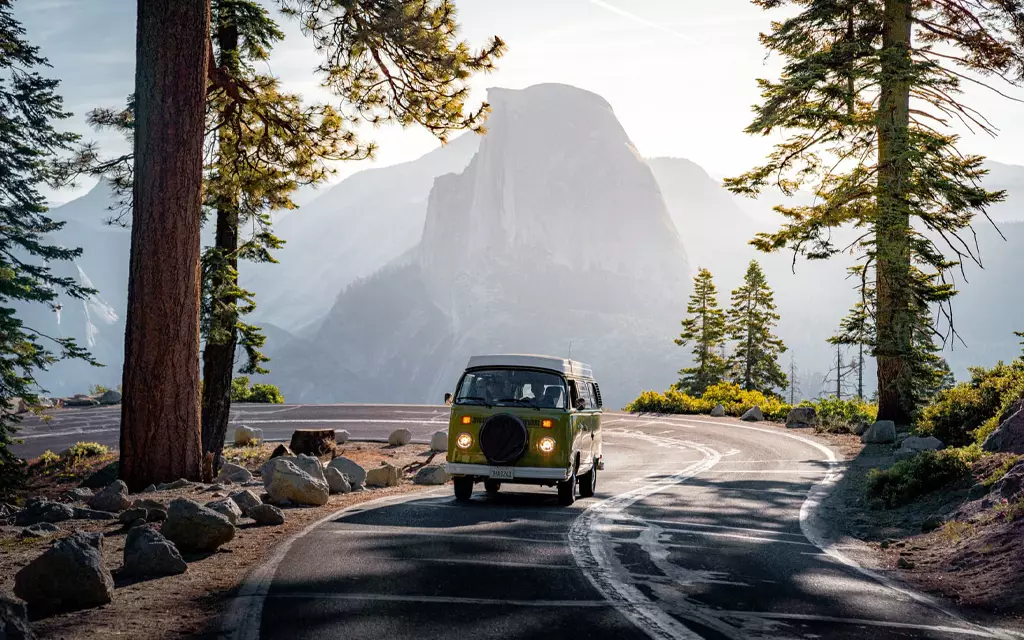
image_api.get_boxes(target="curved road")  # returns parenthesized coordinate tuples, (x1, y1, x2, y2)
(221, 411, 1014, 640)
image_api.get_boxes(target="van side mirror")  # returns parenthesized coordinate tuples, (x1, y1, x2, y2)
(444, 393, 453, 406)
(574, 398, 586, 411)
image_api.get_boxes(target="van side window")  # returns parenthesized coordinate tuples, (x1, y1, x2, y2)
(568, 379, 580, 407)
(590, 382, 603, 409)
(579, 381, 595, 410)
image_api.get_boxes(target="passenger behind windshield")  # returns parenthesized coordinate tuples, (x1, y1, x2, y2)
(455, 369, 566, 408)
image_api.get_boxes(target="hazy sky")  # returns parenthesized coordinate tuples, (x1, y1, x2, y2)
(19, 0, 1023, 202)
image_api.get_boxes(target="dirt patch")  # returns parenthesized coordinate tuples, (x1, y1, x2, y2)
(1, 441, 438, 639)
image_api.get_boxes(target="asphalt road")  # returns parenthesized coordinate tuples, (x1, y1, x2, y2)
(220, 411, 1015, 640)
(10, 403, 450, 459)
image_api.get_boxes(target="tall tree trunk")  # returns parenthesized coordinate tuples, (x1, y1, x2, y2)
(744, 301, 754, 391)
(857, 343, 864, 400)
(875, 0, 914, 425)
(201, 7, 240, 473)
(120, 0, 210, 491)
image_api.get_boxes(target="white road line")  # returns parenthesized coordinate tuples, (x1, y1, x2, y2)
(266, 592, 616, 608)
(718, 610, 1010, 638)
(229, 418, 449, 425)
(412, 557, 575, 571)
(18, 427, 118, 440)
(636, 518, 808, 539)
(699, 469, 825, 474)
(593, 522, 817, 547)
(331, 528, 568, 546)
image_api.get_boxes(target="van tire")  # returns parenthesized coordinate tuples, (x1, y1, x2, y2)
(484, 480, 501, 494)
(454, 477, 473, 501)
(579, 464, 597, 498)
(557, 468, 576, 506)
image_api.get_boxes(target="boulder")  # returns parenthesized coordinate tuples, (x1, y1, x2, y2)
(143, 484, 157, 493)
(233, 425, 263, 446)
(901, 435, 944, 452)
(218, 462, 253, 484)
(60, 487, 95, 503)
(968, 482, 989, 501)
(97, 390, 122, 405)
(132, 498, 166, 511)
(325, 467, 352, 494)
(327, 457, 367, 487)
(80, 461, 119, 489)
(270, 444, 293, 459)
(289, 429, 336, 456)
(366, 462, 400, 487)
(861, 420, 897, 444)
(5, 397, 29, 414)
(119, 508, 150, 525)
(740, 406, 764, 422)
(260, 456, 301, 487)
(0, 595, 35, 640)
(206, 498, 243, 525)
(853, 421, 871, 436)
(388, 428, 413, 446)
(248, 504, 285, 526)
(982, 403, 1024, 454)
(14, 532, 114, 615)
(36, 396, 54, 409)
(414, 465, 449, 485)
(785, 406, 817, 428)
(19, 523, 61, 539)
(147, 508, 167, 522)
(710, 404, 726, 417)
(156, 478, 192, 491)
(993, 462, 1024, 500)
(72, 507, 117, 521)
(122, 525, 187, 577)
(87, 480, 131, 512)
(429, 430, 448, 452)
(228, 489, 263, 516)
(14, 499, 74, 526)
(62, 396, 99, 407)
(161, 498, 236, 552)
(336, 430, 351, 445)
(292, 454, 326, 483)
(266, 460, 329, 506)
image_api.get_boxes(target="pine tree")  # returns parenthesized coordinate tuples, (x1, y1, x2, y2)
(726, 260, 788, 394)
(674, 268, 728, 395)
(0, 0, 96, 494)
(726, 0, 1023, 425)
(787, 356, 802, 404)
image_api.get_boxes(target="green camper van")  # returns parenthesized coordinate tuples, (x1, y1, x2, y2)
(444, 354, 604, 506)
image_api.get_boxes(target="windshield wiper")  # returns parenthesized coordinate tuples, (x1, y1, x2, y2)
(496, 398, 541, 411)
(457, 396, 493, 408)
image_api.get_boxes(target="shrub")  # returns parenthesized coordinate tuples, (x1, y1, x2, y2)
(89, 384, 110, 396)
(983, 456, 1022, 488)
(918, 361, 1024, 447)
(230, 376, 252, 402)
(625, 382, 788, 419)
(806, 396, 877, 434)
(994, 497, 1024, 523)
(248, 383, 284, 404)
(64, 441, 109, 460)
(939, 521, 975, 543)
(36, 450, 60, 467)
(866, 445, 984, 508)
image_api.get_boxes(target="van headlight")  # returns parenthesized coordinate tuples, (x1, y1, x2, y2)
(456, 432, 473, 450)
(538, 437, 556, 453)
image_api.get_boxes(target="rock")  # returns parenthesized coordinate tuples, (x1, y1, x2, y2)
(901, 435, 944, 452)
(366, 462, 400, 487)
(0, 502, 17, 518)
(206, 498, 243, 525)
(14, 500, 74, 526)
(72, 507, 117, 521)
(248, 504, 285, 526)
(233, 425, 263, 446)
(896, 432, 910, 445)
(14, 531, 114, 615)
(388, 428, 413, 446)
(132, 498, 165, 510)
(429, 430, 448, 452)
(993, 462, 1024, 500)
(19, 522, 61, 539)
(119, 508, 149, 525)
(62, 395, 100, 407)
(143, 484, 157, 493)
(267, 460, 329, 506)
(982, 403, 1024, 454)
(897, 557, 916, 569)
(861, 420, 897, 444)
(87, 480, 131, 512)
(122, 525, 187, 577)
(921, 516, 943, 532)
(60, 487, 95, 503)
(157, 478, 192, 491)
(327, 457, 367, 487)
(292, 454, 326, 484)
(414, 465, 449, 485)
(853, 421, 871, 436)
(270, 444, 293, 459)
(710, 403, 726, 417)
(97, 389, 122, 405)
(147, 508, 167, 522)
(259, 456, 296, 487)
(229, 489, 263, 516)
(325, 467, 352, 494)
(0, 594, 35, 639)
(218, 462, 253, 484)
(79, 461, 119, 489)
(161, 498, 236, 552)
(36, 396, 54, 409)
(5, 397, 29, 414)
(740, 406, 764, 422)
(336, 430, 351, 445)
(289, 429, 336, 456)
(968, 482, 989, 500)
(785, 406, 817, 428)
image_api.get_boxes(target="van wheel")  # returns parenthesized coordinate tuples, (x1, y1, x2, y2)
(454, 477, 473, 502)
(484, 480, 501, 494)
(579, 464, 597, 498)
(557, 468, 576, 506)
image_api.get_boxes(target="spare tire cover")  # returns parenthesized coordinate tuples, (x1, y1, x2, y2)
(479, 414, 528, 465)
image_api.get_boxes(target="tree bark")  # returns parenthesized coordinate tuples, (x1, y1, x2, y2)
(875, 0, 914, 425)
(119, 0, 210, 491)
(201, 9, 241, 473)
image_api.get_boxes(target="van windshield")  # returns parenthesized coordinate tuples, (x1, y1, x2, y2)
(455, 369, 567, 409)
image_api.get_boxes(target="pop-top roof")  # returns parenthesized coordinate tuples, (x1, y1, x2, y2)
(465, 354, 594, 379)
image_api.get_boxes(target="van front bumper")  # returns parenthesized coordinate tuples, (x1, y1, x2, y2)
(445, 463, 570, 481)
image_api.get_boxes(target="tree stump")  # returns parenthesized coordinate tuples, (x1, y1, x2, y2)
(290, 430, 336, 456)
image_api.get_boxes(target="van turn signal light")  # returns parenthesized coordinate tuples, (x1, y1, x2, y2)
(461, 416, 472, 425)
(541, 419, 553, 428)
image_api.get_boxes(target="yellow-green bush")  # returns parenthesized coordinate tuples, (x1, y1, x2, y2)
(917, 361, 1024, 447)
(807, 396, 878, 434)
(64, 441, 108, 460)
(866, 444, 984, 508)
(36, 450, 60, 467)
(626, 382, 789, 420)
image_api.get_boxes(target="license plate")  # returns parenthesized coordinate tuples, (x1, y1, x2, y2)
(489, 467, 514, 480)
